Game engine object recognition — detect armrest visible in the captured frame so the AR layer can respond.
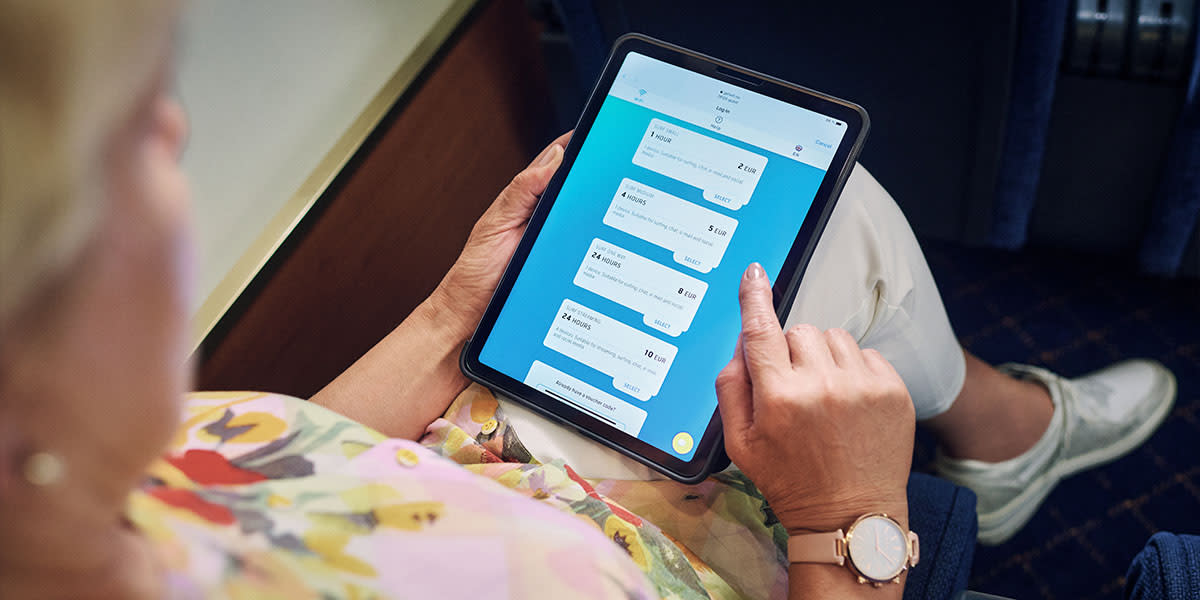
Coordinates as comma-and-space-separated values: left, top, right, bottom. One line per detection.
902, 473, 978, 600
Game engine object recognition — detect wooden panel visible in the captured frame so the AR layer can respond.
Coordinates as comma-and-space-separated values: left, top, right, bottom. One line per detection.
181, 0, 474, 350
196, 0, 556, 396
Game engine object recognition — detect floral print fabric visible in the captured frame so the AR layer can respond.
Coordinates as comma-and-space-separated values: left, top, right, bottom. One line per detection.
129, 386, 790, 599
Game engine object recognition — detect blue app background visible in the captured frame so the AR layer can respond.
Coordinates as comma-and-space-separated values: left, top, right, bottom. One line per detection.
480, 96, 828, 459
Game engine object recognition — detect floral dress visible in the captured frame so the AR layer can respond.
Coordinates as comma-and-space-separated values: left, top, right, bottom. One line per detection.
128, 385, 791, 599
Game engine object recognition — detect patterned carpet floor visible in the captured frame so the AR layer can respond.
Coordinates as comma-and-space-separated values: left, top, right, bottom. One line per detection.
914, 240, 1200, 599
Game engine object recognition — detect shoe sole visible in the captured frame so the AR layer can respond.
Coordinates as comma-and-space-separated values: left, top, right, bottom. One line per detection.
976, 363, 1177, 546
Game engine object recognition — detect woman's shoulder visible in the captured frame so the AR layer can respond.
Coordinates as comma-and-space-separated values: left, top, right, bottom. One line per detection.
181, 390, 381, 437
152, 390, 389, 486
129, 391, 657, 599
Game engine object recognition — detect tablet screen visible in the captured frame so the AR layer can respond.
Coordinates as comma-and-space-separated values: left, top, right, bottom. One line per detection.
478, 51, 848, 460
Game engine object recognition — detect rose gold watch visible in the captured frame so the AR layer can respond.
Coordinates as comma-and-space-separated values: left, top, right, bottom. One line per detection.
787, 512, 919, 586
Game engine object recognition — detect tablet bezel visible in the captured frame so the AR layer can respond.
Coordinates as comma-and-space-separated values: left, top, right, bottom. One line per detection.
460, 33, 869, 483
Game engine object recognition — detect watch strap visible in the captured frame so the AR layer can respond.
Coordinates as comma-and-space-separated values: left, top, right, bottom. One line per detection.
787, 529, 846, 565
907, 530, 920, 567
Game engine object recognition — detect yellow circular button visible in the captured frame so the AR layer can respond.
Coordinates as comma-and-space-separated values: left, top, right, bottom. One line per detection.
671, 432, 694, 454
395, 448, 420, 467
480, 418, 499, 436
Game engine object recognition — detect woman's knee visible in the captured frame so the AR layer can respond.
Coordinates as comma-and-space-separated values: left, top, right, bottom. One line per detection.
785, 163, 917, 336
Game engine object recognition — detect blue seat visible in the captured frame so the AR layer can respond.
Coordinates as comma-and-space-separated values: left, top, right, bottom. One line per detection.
1125, 532, 1200, 600
905, 472, 979, 600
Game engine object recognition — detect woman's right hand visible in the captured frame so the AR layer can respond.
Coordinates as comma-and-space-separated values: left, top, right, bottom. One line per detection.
716, 263, 916, 533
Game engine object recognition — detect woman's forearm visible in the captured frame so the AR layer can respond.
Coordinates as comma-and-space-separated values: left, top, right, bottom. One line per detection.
310, 136, 567, 439
782, 502, 909, 600
309, 287, 472, 440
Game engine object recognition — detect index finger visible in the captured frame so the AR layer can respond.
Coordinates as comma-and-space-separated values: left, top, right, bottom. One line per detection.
715, 337, 753, 436
738, 263, 790, 385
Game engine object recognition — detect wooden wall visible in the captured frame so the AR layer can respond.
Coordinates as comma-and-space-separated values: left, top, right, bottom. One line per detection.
197, 0, 556, 396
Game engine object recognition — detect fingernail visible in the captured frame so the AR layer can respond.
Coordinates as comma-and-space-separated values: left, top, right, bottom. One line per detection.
535, 144, 563, 167
744, 262, 764, 280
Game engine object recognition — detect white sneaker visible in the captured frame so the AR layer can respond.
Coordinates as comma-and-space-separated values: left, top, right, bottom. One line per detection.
935, 359, 1177, 546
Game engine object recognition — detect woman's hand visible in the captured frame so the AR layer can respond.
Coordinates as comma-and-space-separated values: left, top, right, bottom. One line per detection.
429, 131, 571, 341
716, 263, 915, 534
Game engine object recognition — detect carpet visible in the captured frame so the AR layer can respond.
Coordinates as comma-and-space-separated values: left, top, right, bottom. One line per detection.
914, 240, 1200, 599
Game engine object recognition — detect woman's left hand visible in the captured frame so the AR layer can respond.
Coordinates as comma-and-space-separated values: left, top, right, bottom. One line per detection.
430, 131, 570, 341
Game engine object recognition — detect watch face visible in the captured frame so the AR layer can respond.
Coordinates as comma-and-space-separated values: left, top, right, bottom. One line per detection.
846, 515, 907, 581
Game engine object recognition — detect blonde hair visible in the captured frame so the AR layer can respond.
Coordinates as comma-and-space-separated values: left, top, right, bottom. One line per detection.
0, 1, 176, 331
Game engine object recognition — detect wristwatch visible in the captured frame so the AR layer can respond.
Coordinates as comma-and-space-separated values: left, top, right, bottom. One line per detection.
787, 512, 919, 586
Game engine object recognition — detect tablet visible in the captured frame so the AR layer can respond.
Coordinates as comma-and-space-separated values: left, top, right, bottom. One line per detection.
460, 34, 868, 483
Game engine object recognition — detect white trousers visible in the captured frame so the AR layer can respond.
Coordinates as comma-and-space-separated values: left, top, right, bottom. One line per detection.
499, 164, 967, 480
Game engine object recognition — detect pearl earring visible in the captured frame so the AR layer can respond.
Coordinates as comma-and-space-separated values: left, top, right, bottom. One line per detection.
23, 451, 65, 486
